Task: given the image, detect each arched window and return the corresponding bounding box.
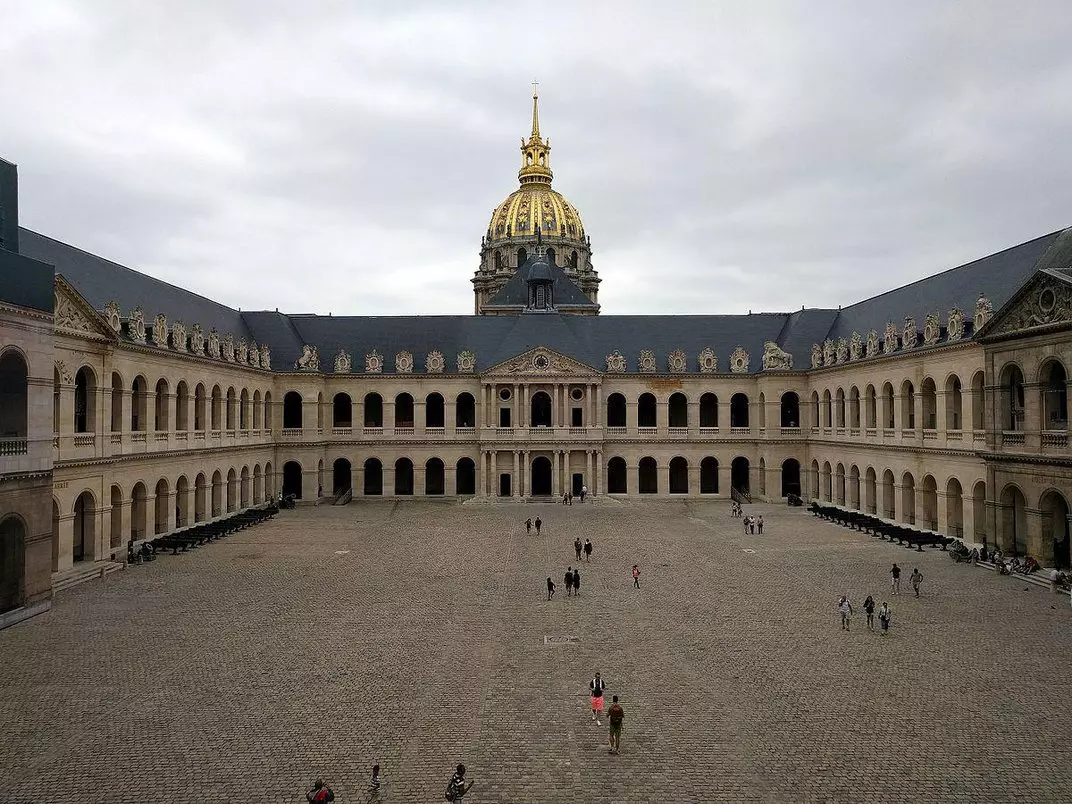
[426,393,445,428]
[1040,359,1068,431]
[638,457,658,494]
[607,457,627,493]
[700,393,718,428]
[882,383,895,429]
[252,390,262,429]
[999,364,1025,431]
[425,458,445,495]
[225,387,237,430]
[944,376,962,431]
[835,389,845,428]
[239,389,250,430]
[176,476,189,525]
[176,381,189,431]
[110,372,124,432]
[668,393,688,428]
[74,366,96,433]
[394,458,414,495]
[781,459,801,497]
[901,472,916,525]
[264,391,273,430]
[283,392,303,429]
[154,479,170,534]
[701,457,719,494]
[822,390,832,428]
[669,457,688,494]
[530,391,552,427]
[0,350,29,444]
[921,378,937,430]
[919,475,938,530]
[282,461,302,500]
[333,393,352,427]
[0,515,27,613]
[332,458,352,494]
[864,385,877,429]
[999,484,1027,555]
[1040,489,1070,569]
[455,393,475,428]
[780,392,799,428]
[848,387,860,428]
[364,393,383,428]
[364,458,383,495]
[226,468,238,512]
[194,473,207,522]
[132,376,149,432]
[155,379,170,432]
[395,394,414,428]
[606,393,626,428]
[193,384,206,431]
[73,490,96,561]
[730,394,749,428]
[731,457,750,494]
[637,393,656,428]
[456,457,476,495]
[210,384,222,430]
[970,372,985,430]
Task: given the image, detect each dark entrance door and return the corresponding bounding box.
[531,456,552,496]
[499,408,511,427]
[572,473,583,496]
[499,473,511,497]
[0,517,25,614]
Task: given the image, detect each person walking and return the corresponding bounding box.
[878,602,891,636]
[306,779,335,802]
[568,492,573,506]
[535,517,542,535]
[863,595,876,631]
[1049,567,1060,594]
[607,695,625,754]
[546,577,556,600]
[590,672,607,725]
[581,484,587,502]
[910,567,924,598]
[632,564,640,588]
[743,515,750,534]
[757,515,764,535]
[564,567,575,597]
[837,596,853,631]
[572,567,581,596]
[890,563,901,594]
[574,537,582,560]
[584,538,593,562]
[444,764,473,802]
[525,518,532,535]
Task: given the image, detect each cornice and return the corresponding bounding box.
[807,338,980,375]
[0,301,53,323]
[978,450,1072,468]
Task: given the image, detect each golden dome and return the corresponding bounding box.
[487,186,586,244]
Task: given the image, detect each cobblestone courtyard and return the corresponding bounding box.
[2,500,1071,803]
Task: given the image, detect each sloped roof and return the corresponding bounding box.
[484,255,598,309]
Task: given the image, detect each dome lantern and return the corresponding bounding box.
[519,82,553,187]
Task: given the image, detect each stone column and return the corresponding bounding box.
[658,462,669,496]
[512,450,521,498]
[718,398,731,430]
[1023,381,1042,450]
[626,399,638,435]
[521,450,529,496]
[627,459,638,496]
[54,511,74,572]
[491,450,499,497]
[414,398,426,436]
[414,463,426,496]
[513,384,521,428]
[477,451,486,497]
[594,385,602,427]
[551,450,559,497]
[688,399,700,432]
[385,397,396,435]
[595,450,603,495]
[383,464,395,497]
[688,463,701,496]
[585,450,592,492]
[656,398,668,434]
[445,395,456,434]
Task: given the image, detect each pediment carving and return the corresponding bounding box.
[698,347,717,373]
[923,312,941,346]
[248,342,260,367]
[365,349,383,373]
[835,338,849,363]
[489,348,593,377]
[260,345,271,370]
[236,340,249,364]
[334,349,351,373]
[606,351,626,372]
[396,351,414,374]
[822,339,835,365]
[426,350,444,373]
[761,341,792,370]
[104,301,121,333]
[221,333,235,362]
[729,346,750,374]
[667,349,687,373]
[457,350,475,373]
[638,349,656,373]
[994,280,1072,335]
[902,317,918,349]
[190,324,205,355]
[974,294,994,331]
[129,308,146,342]
[170,321,187,351]
[207,329,220,359]
[52,281,114,341]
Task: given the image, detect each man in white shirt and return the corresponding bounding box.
[837,596,853,631]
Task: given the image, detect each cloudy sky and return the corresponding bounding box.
[4,1,1072,316]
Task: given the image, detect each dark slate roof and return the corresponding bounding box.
[18,228,252,340]
[824,227,1072,342]
[0,248,54,313]
[484,255,598,309]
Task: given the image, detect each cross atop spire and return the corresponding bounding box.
[530,79,541,138]
[519,83,552,186]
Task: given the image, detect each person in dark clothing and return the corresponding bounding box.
[546,577,555,600]
[757,515,764,534]
[564,567,575,597]
[863,595,876,630]
[535,517,542,535]
[575,537,582,560]
[583,538,593,562]
[444,764,473,801]
[306,779,335,802]
[632,564,640,588]
[525,518,532,534]
[572,568,580,596]
[568,492,573,505]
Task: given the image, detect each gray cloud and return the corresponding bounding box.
[4,1,1072,317]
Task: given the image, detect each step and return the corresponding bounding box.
[52,561,125,594]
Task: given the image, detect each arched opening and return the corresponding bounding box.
[154,479,170,535]
[456,457,476,495]
[972,481,987,542]
[809,391,820,428]
[332,458,352,494]
[176,475,190,527]
[110,372,124,432]
[131,482,148,540]
[822,462,832,501]
[282,461,302,500]
[835,388,846,428]
[264,461,274,500]
[425,458,445,495]
[283,391,303,429]
[822,390,832,428]
[999,484,1028,555]
[333,393,352,427]
[364,459,383,495]
[426,393,445,428]
[364,393,383,427]
[809,460,820,498]
[132,375,148,431]
[669,457,688,494]
[109,485,123,547]
[865,385,877,428]
[881,470,895,519]
[1040,359,1068,431]
[531,456,553,496]
[607,457,627,493]
[999,364,1025,431]
[701,457,719,494]
[194,473,207,522]
[0,515,26,613]
[317,459,324,497]
[153,378,170,432]
[638,457,658,494]
[0,350,28,443]
[225,386,237,430]
[921,378,937,431]
[668,393,688,428]
[253,390,262,430]
[1040,490,1070,568]
[864,467,877,514]
[606,393,626,427]
[395,394,414,428]
[226,468,238,512]
[920,475,938,530]
[946,478,963,539]
[239,389,249,430]
[74,366,96,433]
[784,458,801,497]
[240,467,250,508]
[900,380,916,430]
[882,383,895,429]
[194,383,206,431]
[835,463,846,505]
[730,393,749,428]
[700,393,719,428]
[637,393,657,428]
[455,393,475,428]
[73,490,96,561]
[176,381,189,431]
[848,465,860,509]
[731,457,750,494]
[394,458,414,495]
[849,387,861,428]
[210,384,222,430]
[211,470,223,517]
[253,465,263,504]
[901,472,916,525]
[971,371,985,430]
[517,247,527,266]
[945,376,963,431]
[780,392,799,427]
[531,391,552,427]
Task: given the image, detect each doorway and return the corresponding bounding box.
[572,473,583,496]
[531,456,552,496]
[499,473,512,497]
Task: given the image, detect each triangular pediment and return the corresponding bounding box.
[53,276,118,342]
[978,268,1072,341]
[482,347,599,377]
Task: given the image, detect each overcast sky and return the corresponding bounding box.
[4,1,1072,317]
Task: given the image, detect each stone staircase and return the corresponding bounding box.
[333,488,353,505]
[52,561,125,594]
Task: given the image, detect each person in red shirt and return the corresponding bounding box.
[306,779,334,802]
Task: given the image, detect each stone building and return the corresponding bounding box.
[0,93,1069,623]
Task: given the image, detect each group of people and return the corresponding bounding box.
[588,671,626,754]
[742,514,763,535]
[889,563,924,597]
[524,517,543,535]
[837,595,892,634]
[561,485,588,505]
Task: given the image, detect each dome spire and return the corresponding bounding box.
[519,82,552,186]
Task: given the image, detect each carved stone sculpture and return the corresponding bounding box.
[638,349,656,373]
[997,281,1072,333]
[823,339,836,366]
[152,314,168,347]
[865,329,880,358]
[426,350,444,373]
[923,312,941,346]
[667,349,687,373]
[236,340,249,364]
[296,344,320,371]
[333,349,351,373]
[883,322,899,354]
[974,294,994,331]
[129,307,146,342]
[190,324,205,355]
[55,360,74,384]
[457,350,475,372]
[221,333,235,362]
[606,351,626,372]
[730,346,750,374]
[54,293,95,333]
[104,301,121,332]
[761,341,792,370]
[849,332,863,361]
[811,343,823,368]
[365,349,383,373]
[396,350,414,373]
[947,307,965,341]
[260,345,271,370]
[248,342,260,367]
[698,347,717,373]
[836,338,849,363]
[207,330,220,359]
[170,321,187,351]
[902,317,918,349]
